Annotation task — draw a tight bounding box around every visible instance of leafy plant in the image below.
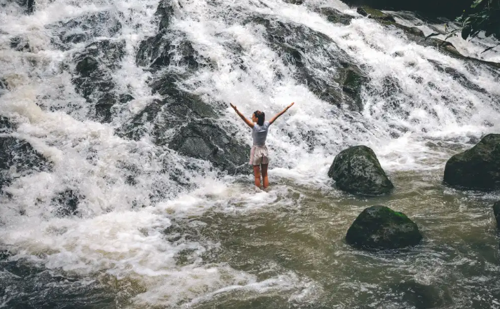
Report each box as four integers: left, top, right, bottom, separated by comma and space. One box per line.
457, 0, 500, 40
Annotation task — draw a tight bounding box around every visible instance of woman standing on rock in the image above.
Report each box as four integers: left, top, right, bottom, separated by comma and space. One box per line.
230, 102, 295, 189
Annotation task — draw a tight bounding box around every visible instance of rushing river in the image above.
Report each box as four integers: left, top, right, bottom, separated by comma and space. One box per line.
1, 0, 500, 308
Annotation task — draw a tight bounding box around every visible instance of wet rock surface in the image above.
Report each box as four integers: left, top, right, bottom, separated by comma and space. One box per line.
346, 205, 423, 250
317, 7, 355, 26
52, 189, 83, 217
247, 16, 367, 111
392, 281, 453, 309
328, 145, 394, 196
72, 40, 126, 123
443, 134, 500, 191
493, 201, 500, 228
169, 120, 250, 174
0, 136, 51, 192
50, 11, 122, 48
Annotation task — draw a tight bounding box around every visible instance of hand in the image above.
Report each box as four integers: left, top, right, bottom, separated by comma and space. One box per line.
230, 103, 238, 111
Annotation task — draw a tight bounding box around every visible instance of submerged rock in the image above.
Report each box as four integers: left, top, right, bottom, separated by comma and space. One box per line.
443, 134, 500, 191
493, 201, 500, 228
394, 281, 453, 308
52, 189, 82, 217
328, 145, 393, 195
0, 136, 51, 191
169, 120, 250, 174
346, 205, 422, 250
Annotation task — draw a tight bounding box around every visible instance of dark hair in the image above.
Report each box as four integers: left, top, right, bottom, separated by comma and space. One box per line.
253, 110, 265, 126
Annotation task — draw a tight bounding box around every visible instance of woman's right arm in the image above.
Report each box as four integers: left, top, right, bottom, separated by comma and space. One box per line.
230, 103, 254, 128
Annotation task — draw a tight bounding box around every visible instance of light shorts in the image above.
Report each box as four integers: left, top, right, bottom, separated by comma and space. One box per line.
249, 145, 269, 166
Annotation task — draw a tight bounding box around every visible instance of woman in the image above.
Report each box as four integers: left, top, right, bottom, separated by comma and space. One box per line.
230, 102, 295, 189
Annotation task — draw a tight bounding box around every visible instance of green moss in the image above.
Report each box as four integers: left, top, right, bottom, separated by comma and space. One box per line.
361, 6, 386, 18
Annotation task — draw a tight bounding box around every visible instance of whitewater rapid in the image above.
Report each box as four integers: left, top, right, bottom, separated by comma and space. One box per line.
1, 0, 499, 307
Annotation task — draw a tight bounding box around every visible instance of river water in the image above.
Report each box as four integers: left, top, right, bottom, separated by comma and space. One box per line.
1, 0, 500, 308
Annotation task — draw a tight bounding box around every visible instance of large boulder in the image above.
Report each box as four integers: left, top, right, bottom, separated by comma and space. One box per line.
328, 145, 394, 195
493, 201, 500, 228
346, 205, 422, 250
443, 134, 500, 191
169, 120, 250, 174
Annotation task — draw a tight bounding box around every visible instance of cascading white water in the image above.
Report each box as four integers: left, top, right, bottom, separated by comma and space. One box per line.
1, 0, 499, 307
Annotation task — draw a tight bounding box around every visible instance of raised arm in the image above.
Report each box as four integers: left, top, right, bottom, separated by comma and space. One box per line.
269, 102, 294, 125
230, 103, 254, 128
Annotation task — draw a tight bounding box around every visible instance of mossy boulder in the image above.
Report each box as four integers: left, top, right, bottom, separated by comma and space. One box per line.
357, 6, 395, 23
493, 201, 500, 228
346, 205, 422, 250
443, 134, 500, 191
328, 145, 393, 195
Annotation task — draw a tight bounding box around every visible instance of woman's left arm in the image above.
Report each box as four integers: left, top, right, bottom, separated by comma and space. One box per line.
230, 103, 254, 128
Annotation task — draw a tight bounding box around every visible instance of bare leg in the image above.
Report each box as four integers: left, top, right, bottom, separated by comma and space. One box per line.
253, 165, 261, 188
261, 164, 269, 189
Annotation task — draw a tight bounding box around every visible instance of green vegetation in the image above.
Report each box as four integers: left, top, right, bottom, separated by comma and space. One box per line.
457, 0, 500, 40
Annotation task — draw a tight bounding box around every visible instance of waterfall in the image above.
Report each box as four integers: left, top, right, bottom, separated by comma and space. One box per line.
1, 0, 499, 307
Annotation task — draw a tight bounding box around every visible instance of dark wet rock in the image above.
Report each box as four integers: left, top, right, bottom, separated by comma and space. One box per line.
493, 201, 500, 228
155, 0, 175, 32
328, 145, 393, 196
8, 0, 35, 14
136, 1, 201, 70
136, 33, 172, 68
137, 35, 200, 70
357, 6, 396, 23
443, 134, 500, 191
283, 0, 304, 4
248, 16, 366, 111
49, 11, 122, 48
72, 40, 125, 123
10, 36, 30, 52
169, 120, 250, 174
0, 116, 14, 134
52, 189, 82, 217
346, 205, 422, 250
428, 59, 486, 94
318, 7, 354, 26
119, 75, 218, 143
0, 137, 51, 191
335, 64, 369, 111
395, 281, 453, 309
